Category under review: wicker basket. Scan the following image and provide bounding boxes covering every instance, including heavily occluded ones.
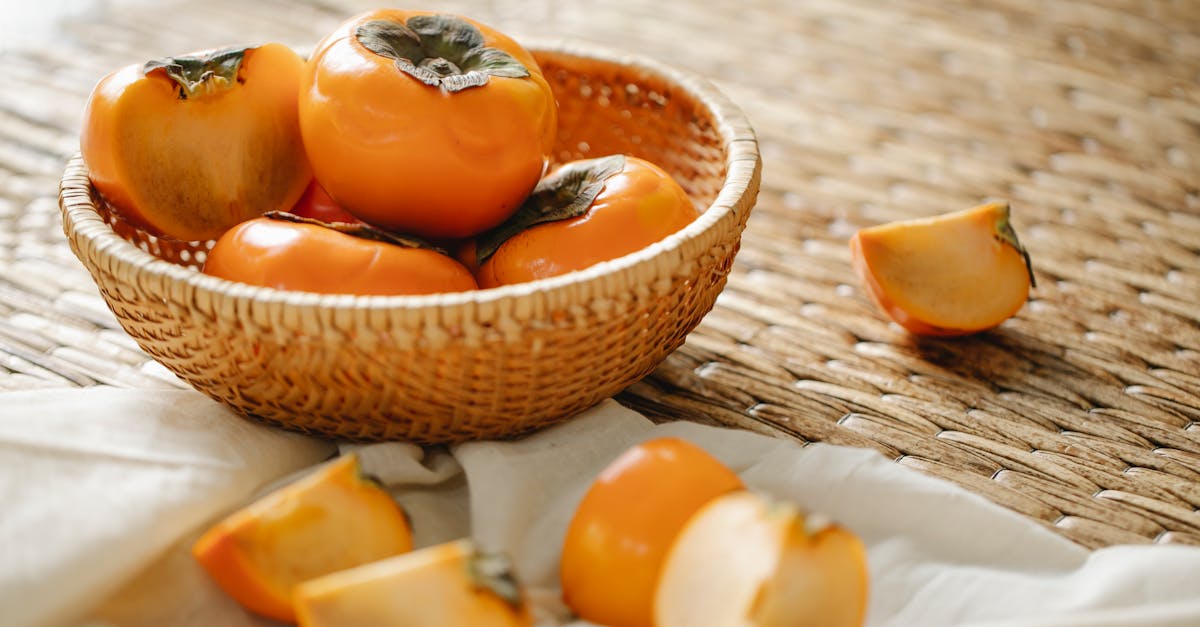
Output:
[58,42,761,443]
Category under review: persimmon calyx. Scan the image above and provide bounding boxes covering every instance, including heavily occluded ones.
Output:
[468,549,525,611]
[475,155,626,264]
[264,211,447,255]
[355,15,530,92]
[144,46,249,100]
[992,203,1036,288]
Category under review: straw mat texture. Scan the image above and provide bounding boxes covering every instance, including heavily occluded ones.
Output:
[3,0,1199,549]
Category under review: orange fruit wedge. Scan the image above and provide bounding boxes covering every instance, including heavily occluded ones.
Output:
[192,454,413,623]
[293,538,532,627]
[654,490,869,627]
[849,201,1035,336]
[560,437,744,627]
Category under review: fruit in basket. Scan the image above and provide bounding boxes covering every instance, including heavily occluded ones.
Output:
[654,490,869,627]
[470,155,700,288]
[299,10,557,239]
[290,179,363,225]
[560,436,743,627]
[80,43,310,241]
[202,214,478,295]
[192,454,413,623]
[294,539,532,627]
[849,201,1035,336]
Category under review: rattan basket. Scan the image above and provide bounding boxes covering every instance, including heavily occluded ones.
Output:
[58,42,761,443]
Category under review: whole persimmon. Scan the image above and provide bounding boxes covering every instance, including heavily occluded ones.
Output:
[202,215,478,296]
[472,155,700,288]
[81,43,310,241]
[299,10,557,239]
[559,437,744,627]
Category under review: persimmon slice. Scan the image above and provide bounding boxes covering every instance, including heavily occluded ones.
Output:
[654,491,869,627]
[849,201,1035,336]
[81,43,311,241]
[191,454,413,623]
[293,539,532,627]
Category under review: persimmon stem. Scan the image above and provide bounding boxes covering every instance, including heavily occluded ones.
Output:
[144,46,249,100]
[355,15,529,92]
[994,203,1036,289]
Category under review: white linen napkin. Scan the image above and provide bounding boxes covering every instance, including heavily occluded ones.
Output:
[2,388,1198,627]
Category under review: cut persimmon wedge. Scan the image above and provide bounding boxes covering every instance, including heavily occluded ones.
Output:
[293,539,532,627]
[654,490,869,627]
[192,454,413,623]
[849,201,1035,336]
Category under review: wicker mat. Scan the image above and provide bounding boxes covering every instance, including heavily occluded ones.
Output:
[1,0,1197,550]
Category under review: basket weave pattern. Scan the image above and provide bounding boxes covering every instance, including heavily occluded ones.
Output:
[59,46,761,443]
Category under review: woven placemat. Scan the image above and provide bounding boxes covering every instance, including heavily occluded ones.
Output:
[1,0,1197,550]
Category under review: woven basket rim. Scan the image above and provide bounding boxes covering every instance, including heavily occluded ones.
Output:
[59,40,761,317]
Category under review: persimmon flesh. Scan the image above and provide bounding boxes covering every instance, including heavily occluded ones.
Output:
[191,454,413,623]
[849,201,1034,336]
[81,43,310,241]
[294,539,532,627]
[654,490,869,627]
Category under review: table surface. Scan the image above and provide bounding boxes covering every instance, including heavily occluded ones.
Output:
[1,0,1198,550]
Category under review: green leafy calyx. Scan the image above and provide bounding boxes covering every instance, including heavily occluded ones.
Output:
[355,15,529,92]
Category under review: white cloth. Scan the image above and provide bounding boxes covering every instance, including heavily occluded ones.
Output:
[2,388,1198,627]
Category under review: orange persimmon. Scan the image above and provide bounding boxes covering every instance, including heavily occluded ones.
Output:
[472,155,700,288]
[299,10,557,239]
[81,43,310,241]
[202,215,478,296]
[289,179,363,225]
[559,437,744,627]
[192,454,413,623]
[849,201,1035,336]
[655,491,869,627]
[294,539,532,627]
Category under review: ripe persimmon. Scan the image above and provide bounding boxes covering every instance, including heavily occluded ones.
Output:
[299,10,557,239]
[295,539,532,627]
[81,43,310,241]
[202,215,478,296]
[849,201,1035,336]
[472,155,700,288]
[289,179,363,225]
[192,454,413,623]
[559,437,744,627]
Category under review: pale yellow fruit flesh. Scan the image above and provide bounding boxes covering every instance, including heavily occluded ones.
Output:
[654,491,868,627]
[854,202,1031,332]
[294,539,531,627]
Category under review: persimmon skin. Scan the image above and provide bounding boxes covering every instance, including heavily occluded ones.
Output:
[202,218,478,296]
[476,156,699,288]
[81,43,311,241]
[191,455,414,624]
[290,179,363,224]
[299,10,557,239]
[849,202,1033,336]
[559,437,744,627]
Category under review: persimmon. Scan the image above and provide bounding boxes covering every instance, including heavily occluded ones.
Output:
[472,155,700,288]
[202,215,478,296]
[294,539,532,627]
[849,201,1035,336]
[289,179,362,225]
[654,491,869,627]
[299,10,557,239]
[81,43,310,241]
[192,454,413,623]
[559,437,744,627]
